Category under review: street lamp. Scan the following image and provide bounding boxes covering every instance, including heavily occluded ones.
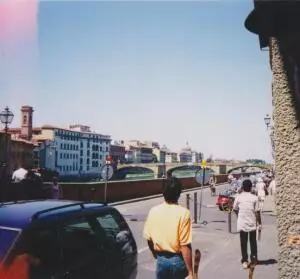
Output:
[0,106,14,168]
[264,114,271,129]
[264,114,275,160]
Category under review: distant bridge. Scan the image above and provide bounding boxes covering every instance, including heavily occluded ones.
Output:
[115,162,272,178]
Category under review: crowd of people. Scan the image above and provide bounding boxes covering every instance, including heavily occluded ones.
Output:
[143,171,276,278]
[5,165,63,201]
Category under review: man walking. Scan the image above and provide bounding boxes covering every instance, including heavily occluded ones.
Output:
[256,177,267,213]
[233,179,262,269]
[143,177,193,279]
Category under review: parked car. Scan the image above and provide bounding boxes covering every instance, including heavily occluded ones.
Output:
[216,190,236,211]
[0,200,137,279]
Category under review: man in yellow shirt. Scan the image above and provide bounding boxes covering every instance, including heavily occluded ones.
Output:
[143,177,193,279]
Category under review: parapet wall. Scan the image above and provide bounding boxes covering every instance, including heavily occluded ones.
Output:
[59,173,243,203]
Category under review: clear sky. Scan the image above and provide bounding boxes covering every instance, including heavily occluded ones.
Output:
[0,0,273,162]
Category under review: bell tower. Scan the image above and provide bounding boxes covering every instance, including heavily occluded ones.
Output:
[21,106,34,140]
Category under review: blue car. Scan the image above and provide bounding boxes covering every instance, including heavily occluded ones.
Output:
[0,200,137,279]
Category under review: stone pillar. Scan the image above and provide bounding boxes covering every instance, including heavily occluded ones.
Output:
[270,37,300,278]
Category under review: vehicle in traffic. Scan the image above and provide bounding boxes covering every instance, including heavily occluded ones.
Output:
[0,200,137,279]
[216,190,236,211]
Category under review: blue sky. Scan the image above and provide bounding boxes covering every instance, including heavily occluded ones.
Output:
[0,1,273,161]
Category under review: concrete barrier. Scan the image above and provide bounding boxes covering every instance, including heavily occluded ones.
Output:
[57,173,234,203]
[2,173,253,203]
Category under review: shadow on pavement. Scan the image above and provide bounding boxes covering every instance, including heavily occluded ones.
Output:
[257,259,277,265]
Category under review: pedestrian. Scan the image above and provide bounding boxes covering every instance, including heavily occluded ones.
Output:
[12,165,28,183]
[233,179,262,269]
[209,174,217,196]
[51,176,63,199]
[268,177,276,215]
[143,177,193,279]
[256,177,267,213]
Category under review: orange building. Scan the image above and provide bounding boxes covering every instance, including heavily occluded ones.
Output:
[0,132,36,174]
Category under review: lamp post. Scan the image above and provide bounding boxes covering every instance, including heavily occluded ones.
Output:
[264,114,275,160]
[264,114,271,129]
[0,106,14,169]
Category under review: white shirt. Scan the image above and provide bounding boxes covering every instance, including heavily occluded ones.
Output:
[12,168,28,183]
[269,179,276,194]
[233,192,260,232]
[256,182,266,197]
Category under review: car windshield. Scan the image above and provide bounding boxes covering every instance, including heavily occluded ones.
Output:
[0,228,20,261]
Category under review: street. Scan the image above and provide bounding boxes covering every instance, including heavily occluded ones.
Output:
[115,184,278,279]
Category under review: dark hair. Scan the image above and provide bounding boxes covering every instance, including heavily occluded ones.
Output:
[163,177,182,203]
[242,179,252,192]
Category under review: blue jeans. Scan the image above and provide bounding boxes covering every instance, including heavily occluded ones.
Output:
[156,254,188,279]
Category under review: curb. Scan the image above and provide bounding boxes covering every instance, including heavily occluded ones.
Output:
[110,183,227,206]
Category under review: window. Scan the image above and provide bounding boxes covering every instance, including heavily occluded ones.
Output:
[96,211,136,258]
[60,153,62,159]
[60,216,108,277]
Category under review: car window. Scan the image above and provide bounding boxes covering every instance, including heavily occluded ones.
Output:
[96,210,136,257]
[59,216,102,270]
[0,228,20,261]
[96,213,120,241]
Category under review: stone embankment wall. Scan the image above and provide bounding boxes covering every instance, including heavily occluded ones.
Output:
[58,173,248,203]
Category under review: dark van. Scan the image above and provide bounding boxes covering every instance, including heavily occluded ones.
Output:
[0,200,137,279]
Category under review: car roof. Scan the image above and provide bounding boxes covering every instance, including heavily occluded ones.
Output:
[0,200,105,230]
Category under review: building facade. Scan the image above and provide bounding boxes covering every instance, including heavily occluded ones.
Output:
[178,143,202,163]
[36,125,111,177]
[153,147,166,163]
[0,132,35,174]
[124,149,134,164]
[165,151,178,163]
[124,140,154,164]
[110,142,126,164]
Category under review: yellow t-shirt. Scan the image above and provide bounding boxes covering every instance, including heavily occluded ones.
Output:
[143,202,192,253]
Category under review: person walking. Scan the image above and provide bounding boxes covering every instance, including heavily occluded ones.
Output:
[12,165,28,183]
[209,174,217,196]
[233,179,262,269]
[256,177,267,213]
[268,177,276,215]
[51,176,63,199]
[143,177,193,279]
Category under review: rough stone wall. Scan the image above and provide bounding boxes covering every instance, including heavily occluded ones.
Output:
[270,38,300,278]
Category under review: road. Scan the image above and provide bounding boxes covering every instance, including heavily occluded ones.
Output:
[115,184,278,279]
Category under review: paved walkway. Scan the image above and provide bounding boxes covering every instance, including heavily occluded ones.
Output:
[196,195,278,278]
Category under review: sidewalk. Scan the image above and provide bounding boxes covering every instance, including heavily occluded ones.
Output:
[195,196,278,278]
